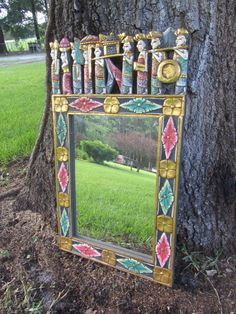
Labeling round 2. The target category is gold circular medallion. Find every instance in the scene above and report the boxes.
[157,60,181,84]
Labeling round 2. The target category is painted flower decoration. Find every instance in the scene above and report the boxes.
[58,162,69,192]
[57,147,68,161]
[73,244,101,257]
[120,98,162,113]
[117,258,152,274]
[103,97,120,113]
[162,117,178,159]
[159,180,174,215]
[159,160,176,179]
[156,215,173,233]
[102,250,116,266]
[163,98,182,116]
[69,97,103,112]
[156,233,171,268]
[58,192,70,208]
[54,97,69,112]
[154,267,172,285]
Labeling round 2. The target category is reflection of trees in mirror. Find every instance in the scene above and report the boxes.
[74,115,158,172]
[74,115,158,254]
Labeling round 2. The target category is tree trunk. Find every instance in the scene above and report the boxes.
[15,0,236,255]
[30,0,41,43]
[0,25,8,54]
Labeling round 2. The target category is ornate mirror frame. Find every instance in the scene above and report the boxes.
[52,93,185,287]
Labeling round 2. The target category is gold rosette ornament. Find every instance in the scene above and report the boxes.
[56,147,68,161]
[102,250,116,266]
[159,160,176,179]
[156,215,173,233]
[103,97,120,113]
[58,192,70,207]
[53,97,69,112]
[58,236,72,251]
[154,267,172,286]
[163,98,183,116]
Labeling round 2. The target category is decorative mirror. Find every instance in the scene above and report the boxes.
[51,28,188,287]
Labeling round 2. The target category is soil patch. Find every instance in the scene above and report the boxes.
[0,161,235,313]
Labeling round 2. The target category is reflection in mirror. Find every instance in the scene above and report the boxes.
[74,115,159,255]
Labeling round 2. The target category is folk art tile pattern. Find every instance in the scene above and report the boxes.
[58,162,69,192]
[162,117,178,159]
[156,233,171,268]
[60,208,70,236]
[120,98,162,113]
[117,258,152,274]
[159,180,174,215]
[56,113,67,146]
[73,243,101,257]
[69,97,103,112]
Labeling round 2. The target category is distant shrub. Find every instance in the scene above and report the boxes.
[75,147,89,160]
[81,140,118,164]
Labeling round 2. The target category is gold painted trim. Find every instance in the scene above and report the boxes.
[169,116,184,271]
[53,96,69,112]
[152,116,163,262]
[52,98,61,237]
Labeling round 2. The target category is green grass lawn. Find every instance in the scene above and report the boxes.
[75,160,157,253]
[0,62,45,164]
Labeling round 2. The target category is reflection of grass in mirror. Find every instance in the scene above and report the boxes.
[76,160,156,254]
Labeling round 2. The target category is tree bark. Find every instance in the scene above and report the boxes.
[15,0,236,255]
[0,25,8,54]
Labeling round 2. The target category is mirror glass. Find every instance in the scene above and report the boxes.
[74,115,158,255]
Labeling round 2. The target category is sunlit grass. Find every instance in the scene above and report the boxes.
[0,62,45,164]
[76,160,157,253]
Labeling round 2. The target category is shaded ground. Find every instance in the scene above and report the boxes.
[0,161,235,313]
[0,53,45,67]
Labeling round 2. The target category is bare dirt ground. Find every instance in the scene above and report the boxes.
[0,160,235,313]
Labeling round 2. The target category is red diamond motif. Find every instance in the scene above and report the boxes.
[58,162,69,192]
[162,117,178,159]
[73,244,101,257]
[69,97,102,112]
[156,233,171,268]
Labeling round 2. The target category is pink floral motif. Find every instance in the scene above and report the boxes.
[69,97,103,112]
[73,244,101,257]
[156,233,171,268]
[162,117,178,159]
[58,162,69,192]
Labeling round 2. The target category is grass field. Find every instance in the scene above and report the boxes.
[0,62,45,165]
[75,160,157,253]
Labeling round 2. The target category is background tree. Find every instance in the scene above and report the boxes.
[0,0,8,53]
[15,0,236,256]
[1,0,47,46]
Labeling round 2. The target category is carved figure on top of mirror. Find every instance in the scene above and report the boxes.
[173,28,189,94]
[49,40,60,94]
[134,34,148,95]
[81,35,99,94]
[147,31,166,95]
[71,38,84,94]
[94,43,106,94]
[120,35,134,95]
[59,37,72,94]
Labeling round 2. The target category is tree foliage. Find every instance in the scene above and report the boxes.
[0,0,47,43]
[81,140,118,164]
